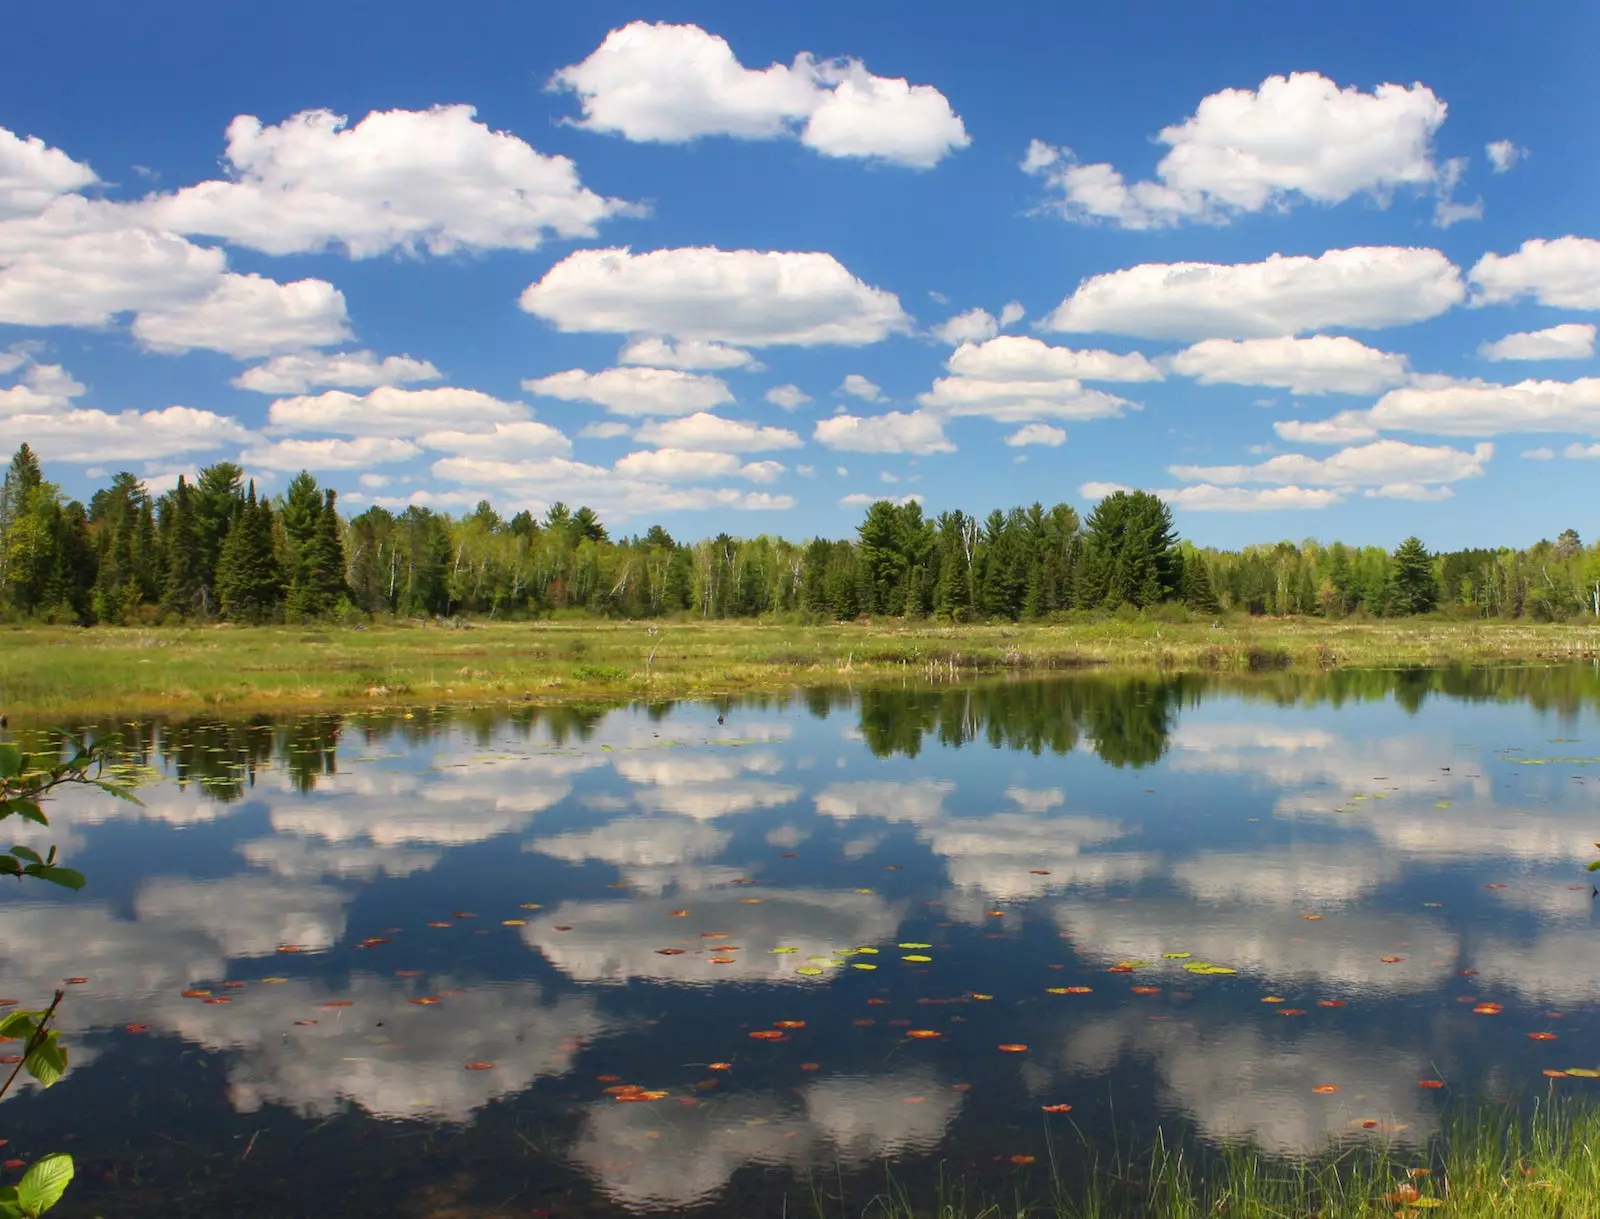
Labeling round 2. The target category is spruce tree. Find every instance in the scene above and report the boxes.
[1390,536,1439,615]
[160,476,201,619]
[282,471,325,619]
[192,462,245,614]
[307,489,347,610]
[216,483,282,622]
[1182,552,1222,614]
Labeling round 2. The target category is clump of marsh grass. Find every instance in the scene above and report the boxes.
[819,1097,1598,1219]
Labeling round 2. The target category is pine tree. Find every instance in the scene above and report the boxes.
[160,476,201,619]
[216,483,282,622]
[307,489,347,610]
[1182,552,1222,614]
[282,471,325,620]
[1390,536,1439,615]
[1079,491,1183,610]
[192,462,244,615]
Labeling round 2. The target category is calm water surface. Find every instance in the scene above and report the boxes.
[4,669,1600,1217]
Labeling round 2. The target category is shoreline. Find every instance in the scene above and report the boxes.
[2,618,1598,719]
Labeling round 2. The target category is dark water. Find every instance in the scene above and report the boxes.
[4,668,1600,1217]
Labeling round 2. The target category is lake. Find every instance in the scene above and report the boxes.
[3,667,1599,1217]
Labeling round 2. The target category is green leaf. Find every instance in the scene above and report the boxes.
[15,1154,74,1215]
[0,1012,37,1039]
[8,846,41,865]
[0,856,20,876]
[24,1038,67,1088]
[1587,860,1600,872]
[25,866,85,891]
[0,1185,24,1219]
[0,746,22,780]
[3,802,47,827]
[87,780,141,806]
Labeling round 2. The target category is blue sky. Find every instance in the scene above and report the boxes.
[3,0,1597,548]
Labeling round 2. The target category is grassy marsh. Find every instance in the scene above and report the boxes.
[3,617,1600,717]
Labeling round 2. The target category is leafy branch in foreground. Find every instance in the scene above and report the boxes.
[0,991,68,1102]
[0,735,135,1215]
[0,1154,73,1219]
[1,737,140,889]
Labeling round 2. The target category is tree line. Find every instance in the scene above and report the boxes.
[2,443,1597,626]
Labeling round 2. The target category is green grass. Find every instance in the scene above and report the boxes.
[830,1097,1600,1218]
[0,617,1598,717]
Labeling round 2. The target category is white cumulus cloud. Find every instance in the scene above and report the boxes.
[1171,335,1411,394]
[616,337,756,370]
[947,335,1162,383]
[417,420,572,459]
[149,106,631,257]
[1272,416,1381,445]
[613,448,783,483]
[550,21,969,169]
[520,246,910,347]
[1025,72,1451,229]
[765,383,812,410]
[268,386,529,437]
[9,406,254,463]
[0,217,226,327]
[932,307,999,346]
[522,366,733,417]
[1469,237,1600,309]
[1478,323,1595,362]
[633,412,801,452]
[1485,140,1525,173]
[1078,480,1341,511]
[1044,246,1465,340]
[840,373,882,401]
[130,273,351,358]
[1170,438,1492,490]
[814,410,954,454]
[240,436,420,470]
[1364,375,1600,436]
[0,361,87,415]
[1005,423,1066,447]
[234,350,442,395]
[0,126,98,220]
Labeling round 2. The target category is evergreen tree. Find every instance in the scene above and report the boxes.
[88,473,151,624]
[215,483,281,622]
[192,462,245,614]
[1182,551,1221,614]
[933,511,974,620]
[1078,491,1182,610]
[572,506,608,543]
[280,471,323,548]
[160,476,201,619]
[858,500,910,614]
[282,471,332,620]
[43,499,93,622]
[312,489,347,606]
[1390,536,1439,615]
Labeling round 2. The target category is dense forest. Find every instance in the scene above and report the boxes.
[2,444,1597,626]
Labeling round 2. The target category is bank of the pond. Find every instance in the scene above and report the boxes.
[838,1098,1599,1218]
[2,618,1600,717]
